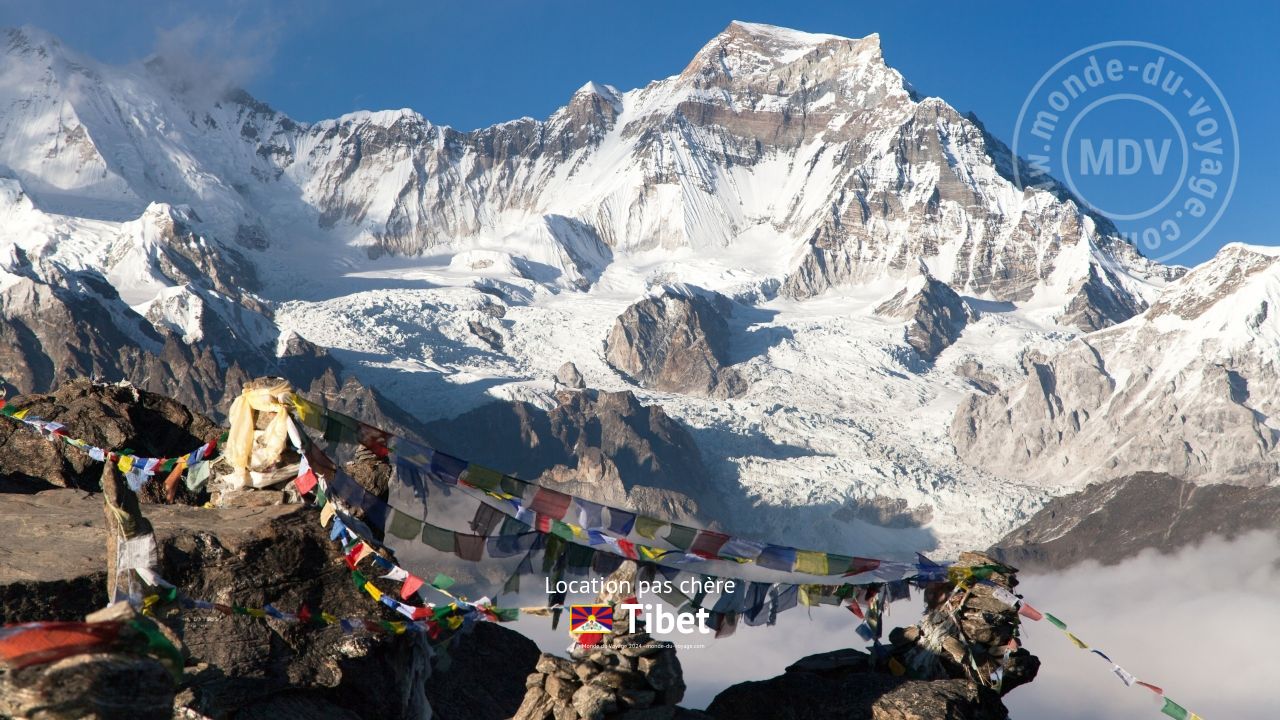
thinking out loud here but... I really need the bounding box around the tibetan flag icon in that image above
[568,604,613,635]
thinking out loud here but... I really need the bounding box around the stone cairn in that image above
[889,551,1039,694]
[514,563,692,720]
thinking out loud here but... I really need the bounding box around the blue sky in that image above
[3,0,1276,266]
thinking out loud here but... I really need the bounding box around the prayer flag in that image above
[1160,698,1189,720]
[401,575,424,600]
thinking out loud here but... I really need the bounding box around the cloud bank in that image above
[512,531,1280,715]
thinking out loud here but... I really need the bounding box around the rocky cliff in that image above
[952,244,1280,488]
[991,472,1280,572]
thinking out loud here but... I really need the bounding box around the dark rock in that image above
[707,672,1007,720]
[783,647,870,674]
[991,472,1280,571]
[0,652,177,719]
[0,378,220,493]
[0,488,430,719]
[427,622,540,720]
[604,288,746,398]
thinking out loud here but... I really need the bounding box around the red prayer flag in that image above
[297,604,312,623]
[847,599,864,619]
[689,530,731,559]
[1018,602,1044,622]
[843,557,881,576]
[617,539,639,560]
[345,542,365,570]
[400,574,425,600]
[1136,681,1163,694]
[530,487,572,520]
[295,468,319,495]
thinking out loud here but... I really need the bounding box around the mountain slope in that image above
[0,21,1222,556]
[953,243,1280,486]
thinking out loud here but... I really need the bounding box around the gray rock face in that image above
[951,245,1280,487]
[605,289,745,398]
[991,472,1280,571]
[874,272,972,362]
[426,389,718,524]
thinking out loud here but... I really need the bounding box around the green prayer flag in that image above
[463,464,503,491]
[551,520,575,540]
[665,524,696,550]
[388,509,423,540]
[315,486,327,507]
[431,573,456,591]
[432,605,453,620]
[422,524,456,553]
[495,607,520,622]
[635,515,666,539]
[351,570,367,589]
[1044,613,1068,630]
[1160,698,1189,720]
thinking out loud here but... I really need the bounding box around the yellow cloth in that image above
[795,550,829,575]
[224,381,294,489]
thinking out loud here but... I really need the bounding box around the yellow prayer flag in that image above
[390,621,407,634]
[289,393,326,430]
[118,455,134,472]
[319,502,337,527]
[795,550,828,575]
[888,657,907,676]
[1066,632,1088,649]
[12,408,28,419]
[446,615,463,630]
[246,608,267,618]
[364,582,383,601]
[320,612,338,625]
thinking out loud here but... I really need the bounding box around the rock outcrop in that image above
[0,378,221,493]
[952,244,1280,487]
[991,472,1280,571]
[875,271,972,363]
[514,563,706,720]
[604,288,745,399]
[426,388,719,523]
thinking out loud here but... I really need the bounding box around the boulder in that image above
[556,362,587,390]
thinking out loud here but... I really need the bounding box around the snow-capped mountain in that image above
[1,21,1262,556]
[954,243,1280,487]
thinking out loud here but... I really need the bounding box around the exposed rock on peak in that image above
[875,270,972,363]
[604,287,746,398]
[952,242,1280,487]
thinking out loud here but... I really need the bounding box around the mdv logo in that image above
[1079,138,1173,176]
